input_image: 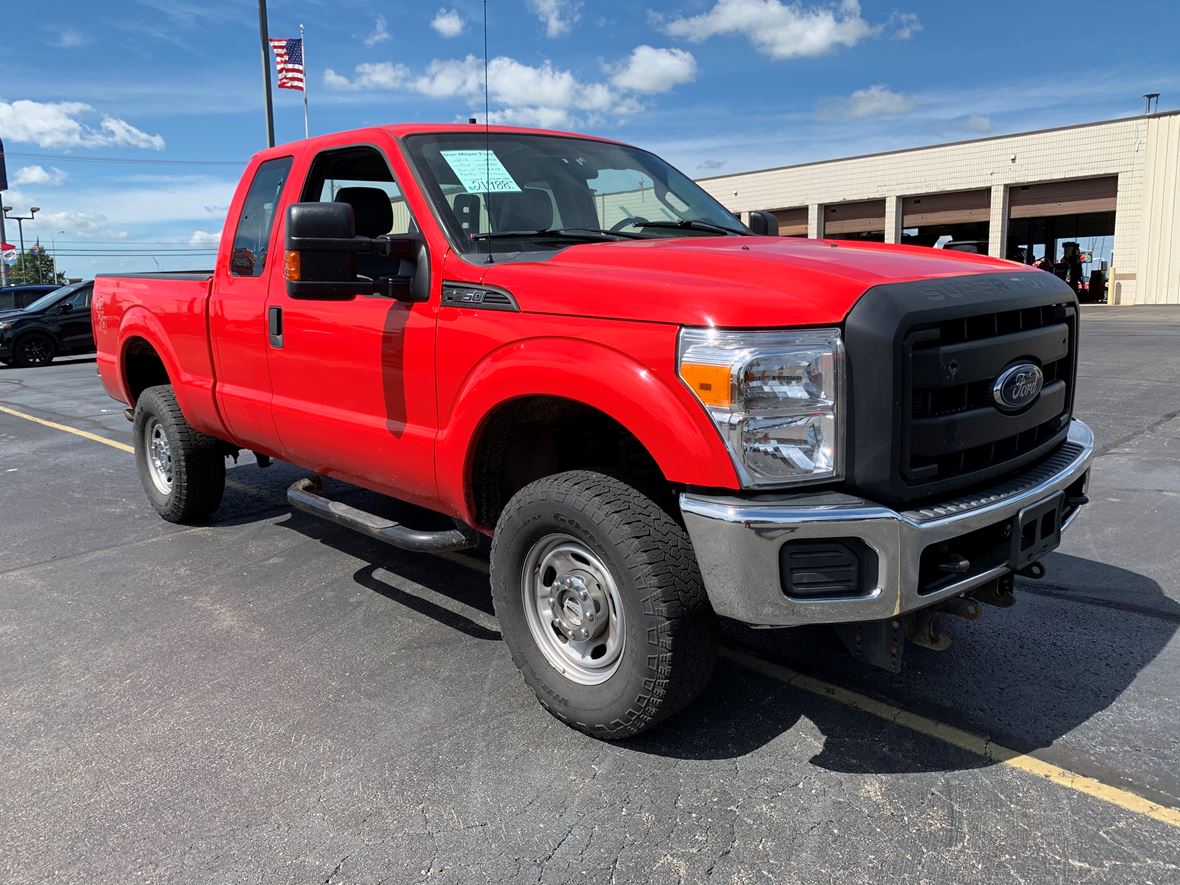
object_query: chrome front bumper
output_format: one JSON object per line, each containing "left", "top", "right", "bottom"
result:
{"left": 681, "top": 420, "right": 1094, "bottom": 627}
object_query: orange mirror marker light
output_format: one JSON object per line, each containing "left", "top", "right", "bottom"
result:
{"left": 284, "top": 250, "right": 301, "bottom": 281}
{"left": 679, "top": 362, "right": 732, "bottom": 408}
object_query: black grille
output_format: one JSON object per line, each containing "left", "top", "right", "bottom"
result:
{"left": 902, "top": 303, "right": 1076, "bottom": 487}
{"left": 843, "top": 271, "right": 1080, "bottom": 505}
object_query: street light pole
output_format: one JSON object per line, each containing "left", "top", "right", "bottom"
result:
{"left": 3, "top": 206, "right": 39, "bottom": 281}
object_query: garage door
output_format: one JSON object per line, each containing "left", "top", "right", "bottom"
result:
{"left": 772, "top": 207, "right": 808, "bottom": 236}
{"left": 902, "top": 189, "right": 990, "bottom": 226}
{"left": 823, "top": 199, "right": 885, "bottom": 234}
{"left": 1008, "top": 176, "right": 1118, "bottom": 219}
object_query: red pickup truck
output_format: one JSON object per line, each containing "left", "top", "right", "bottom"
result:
{"left": 94, "top": 124, "right": 1093, "bottom": 738}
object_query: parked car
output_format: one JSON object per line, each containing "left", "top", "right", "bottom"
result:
{"left": 92, "top": 124, "right": 1092, "bottom": 739}
{"left": 0, "top": 280, "right": 95, "bottom": 367}
{"left": 0, "top": 283, "right": 61, "bottom": 312}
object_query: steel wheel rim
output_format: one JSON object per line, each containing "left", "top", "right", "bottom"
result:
{"left": 145, "top": 417, "right": 173, "bottom": 495}
{"left": 20, "top": 337, "right": 50, "bottom": 364}
{"left": 521, "top": 533, "right": 626, "bottom": 685}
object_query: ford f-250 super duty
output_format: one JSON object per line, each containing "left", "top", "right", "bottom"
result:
{"left": 93, "top": 124, "right": 1093, "bottom": 738}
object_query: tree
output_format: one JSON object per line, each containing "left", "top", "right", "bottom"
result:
{"left": 3, "top": 248, "right": 66, "bottom": 285}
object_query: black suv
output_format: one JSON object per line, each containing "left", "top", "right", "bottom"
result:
{"left": 0, "top": 283, "right": 60, "bottom": 311}
{"left": 0, "top": 280, "right": 95, "bottom": 367}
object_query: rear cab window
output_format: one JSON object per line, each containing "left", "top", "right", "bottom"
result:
{"left": 230, "top": 157, "right": 294, "bottom": 277}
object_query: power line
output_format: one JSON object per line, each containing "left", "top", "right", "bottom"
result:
{"left": 5, "top": 151, "right": 241, "bottom": 166}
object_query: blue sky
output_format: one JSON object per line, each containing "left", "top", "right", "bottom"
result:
{"left": 2, "top": 0, "right": 1179, "bottom": 279}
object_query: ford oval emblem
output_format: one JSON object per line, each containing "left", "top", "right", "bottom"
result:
{"left": 993, "top": 363, "right": 1044, "bottom": 411}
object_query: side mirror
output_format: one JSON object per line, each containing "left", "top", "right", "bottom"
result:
{"left": 283, "top": 202, "right": 429, "bottom": 303}
{"left": 747, "top": 210, "right": 780, "bottom": 237}
{"left": 58, "top": 302, "right": 74, "bottom": 313}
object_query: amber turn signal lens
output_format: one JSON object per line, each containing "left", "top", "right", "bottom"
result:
{"left": 679, "top": 362, "right": 732, "bottom": 407}
{"left": 284, "top": 249, "right": 301, "bottom": 281}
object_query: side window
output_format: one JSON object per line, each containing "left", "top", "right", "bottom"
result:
{"left": 302, "top": 147, "right": 417, "bottom": 237}
{"left": 64, "top": 285, "right": 93, "bottom": 310}
{"left": 0, "top": 292, "right": 13, "bottom": 311}
{"left": 230, "top": 156, "right": 294, "bottom": 277}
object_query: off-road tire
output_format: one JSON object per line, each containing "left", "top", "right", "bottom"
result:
{"left": 133, "top": 384, "right": 226, "bottom": 523}
{"left": 12, "top": 332, "right": 56, "bottom": 367}
{"left": 490, "top": 470, "right": 717, "bottom": 739}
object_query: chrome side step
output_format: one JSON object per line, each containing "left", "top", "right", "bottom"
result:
{"left": 287, "top": 477, "right": 480, "bottom": 553}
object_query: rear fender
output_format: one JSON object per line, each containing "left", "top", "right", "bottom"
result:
{"left": 115, "top": 307, "right": 222, "bottom": 437}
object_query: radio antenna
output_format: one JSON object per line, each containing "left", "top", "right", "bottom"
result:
{"left": 483, "top": 0, "right": 493, "bottom": 264}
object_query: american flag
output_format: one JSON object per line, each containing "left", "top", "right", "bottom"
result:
{"left": 269, "top": 37, "right": 305, "bottom": 91}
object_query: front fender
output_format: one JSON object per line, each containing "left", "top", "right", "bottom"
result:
{"left": 436, "top": 337, "right": 740, "bottom": 523}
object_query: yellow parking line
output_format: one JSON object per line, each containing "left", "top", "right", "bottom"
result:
{"left": 6, "top": 400, "right": 1180, "bottom": 829}
{"left": 0, "top": 403, "right": 284, "bottom": 505}
{"left": 0, "top": 404, "right": 134, "bottom": 453}
{"left": 722, "top": 646, "right": 1180, "bottom": 829}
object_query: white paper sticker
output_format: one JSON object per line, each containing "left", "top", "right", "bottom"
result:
{"left": 440, "top": 150, "right": 522, "bottom": 193}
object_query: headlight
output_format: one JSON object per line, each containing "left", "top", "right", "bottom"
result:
{"left": 678, "top": 327, "right": 844, "bottom": 488}
{"left": 0, "top": 321, "right": 11, "bottom": 330}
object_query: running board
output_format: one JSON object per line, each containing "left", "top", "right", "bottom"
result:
{"left": 287, "top": 477, "right": 480, "bottom": 553}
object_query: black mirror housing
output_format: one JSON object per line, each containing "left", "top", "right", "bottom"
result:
{"left": 747, "top": 210, "right": 780, "bottom": 237}
{"left": 285, "top": 202, "right": 360, "bottom": 301}
{"left": 284, "top": 202, "right": 430, "bottom": 303}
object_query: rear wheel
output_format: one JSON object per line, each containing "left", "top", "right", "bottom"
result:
{"left": 12, "top": 333, "right": 55, "bottom": 367}
{"left": 133, "top": 385, "right": 226, "bottom": 523}
{"left": 490, "top": 470, "right": 717, "bottom": 739}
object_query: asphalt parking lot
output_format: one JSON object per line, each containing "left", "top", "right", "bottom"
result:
{"left": 2, "top": 305, "right": 1180, "bottom": 884}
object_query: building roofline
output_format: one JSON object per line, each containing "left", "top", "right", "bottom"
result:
{"left": 695, "top": 109, "right": 1180, "bottom": 182}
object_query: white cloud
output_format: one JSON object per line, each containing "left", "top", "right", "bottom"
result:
{"left": 38, "top": 210, "right": 129, "bottom": 241}
{"left": 664, "top": 0, "right": 909, "bottom": 60}
{"left": 13, "top": 165, "right": 69, "bottom": 186}
{"left": 889, "top": 11, "right": 922, "bottom": 40}
{"left": 0, "top": 99, "right": 165, "bottom": 150}
{"left": 431, "top": 8, "right": 465, "bottom": 38}
{"left": 324, "top": 62, "right": 411, "bottom": 91}
{"left": 363, "top": 15, "right": 391, "bottom": 48}
{"left": 527, "top": 0, "right": 581, "bottom": 38}
{"left": 610, "top": 46, "right": 697, "bottom": 93}
{"left": 326, "top": 48, "right": 670, "bottom": 128}
{"left": 820, "top": 84, "right": 915, "bottom": 119}
{"left": 51, "top": 28, "right": 90, "bottom": 48}
{"left": 189, "top": 229, "right": 221, "bottom": 245}
{"left": 964, "top": 113, "right": 992, "bottom": 133}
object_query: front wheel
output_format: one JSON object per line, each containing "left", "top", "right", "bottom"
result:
{"left": 133, "top": 385, "right": 226, "bottom": 523}
{"left": 12, "top": 333, "right": 55, "bottom": 367}
{"left": 490, "top": 471, "right": 718, "bottom": 739}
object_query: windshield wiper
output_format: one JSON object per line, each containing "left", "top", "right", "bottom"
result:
{"left": 633, "top": 219, "right": 747, "bottom": 236}
{"left": 470, "top": 227, "right": 645, "bottom": 242}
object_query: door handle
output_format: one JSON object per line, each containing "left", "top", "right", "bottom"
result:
{"left": 268, "top": 306, "right": 283, "bottom": 348}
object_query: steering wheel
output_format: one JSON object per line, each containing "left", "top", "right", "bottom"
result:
{"left": 610, "top": 215, "right": 649, "bottom": 232}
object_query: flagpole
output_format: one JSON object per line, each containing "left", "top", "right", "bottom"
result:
{"left": 257, "top": 0, "right": 276, "bottom": 147}
{"left": 300, "top": 23, "right": 309, "bottom": 139}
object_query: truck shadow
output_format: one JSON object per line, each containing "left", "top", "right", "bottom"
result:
{"left": 627, "top": 554, "right": 1178, "bottom": 775}
{"left": 228, "top": 468, "right": 1176, "bottom": 778}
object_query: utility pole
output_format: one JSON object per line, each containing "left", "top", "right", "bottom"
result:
{"left": 3, "top": 206, "right": 39, "bottom": 282}
{"left": 258, "top": 0, "right": 276, "bottom": 147}
{"left": 0, "top": 136, "right": 9, "bottom": 286}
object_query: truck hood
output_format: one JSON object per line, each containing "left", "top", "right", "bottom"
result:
{"left": 477, "top": 236, "right": 1022, "bottom": 327}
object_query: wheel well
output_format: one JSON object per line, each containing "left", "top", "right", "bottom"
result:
{"left": 469, "top": 396, "right": 670, "bottom": 529}
{"left": 123, "top": 338, "right": 170, "bottom": 404}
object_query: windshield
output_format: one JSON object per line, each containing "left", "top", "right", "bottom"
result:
{"left": 21, "top": 282, "right": 83, "bottom": 313}
{"left": 403, "top": 132, "right": 748, "bottom": 255}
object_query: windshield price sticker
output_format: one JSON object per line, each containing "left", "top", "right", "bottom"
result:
{"left": 440, "top": 150, "right": 522, "bottom": 193}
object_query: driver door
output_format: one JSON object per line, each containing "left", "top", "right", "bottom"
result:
{"left": 264, "top": 145, "right": 440, "bottom": 508}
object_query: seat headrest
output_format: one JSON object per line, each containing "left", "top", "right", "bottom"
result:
{"left": 334, "top": 186, "right": 394, "bottom": 238}
{"left": 489, "top": 188, "right": 553, "bottom": 232}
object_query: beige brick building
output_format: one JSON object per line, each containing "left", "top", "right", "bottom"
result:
{"left": 696, "top": 111, "right": 1180, "bottom": 305}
